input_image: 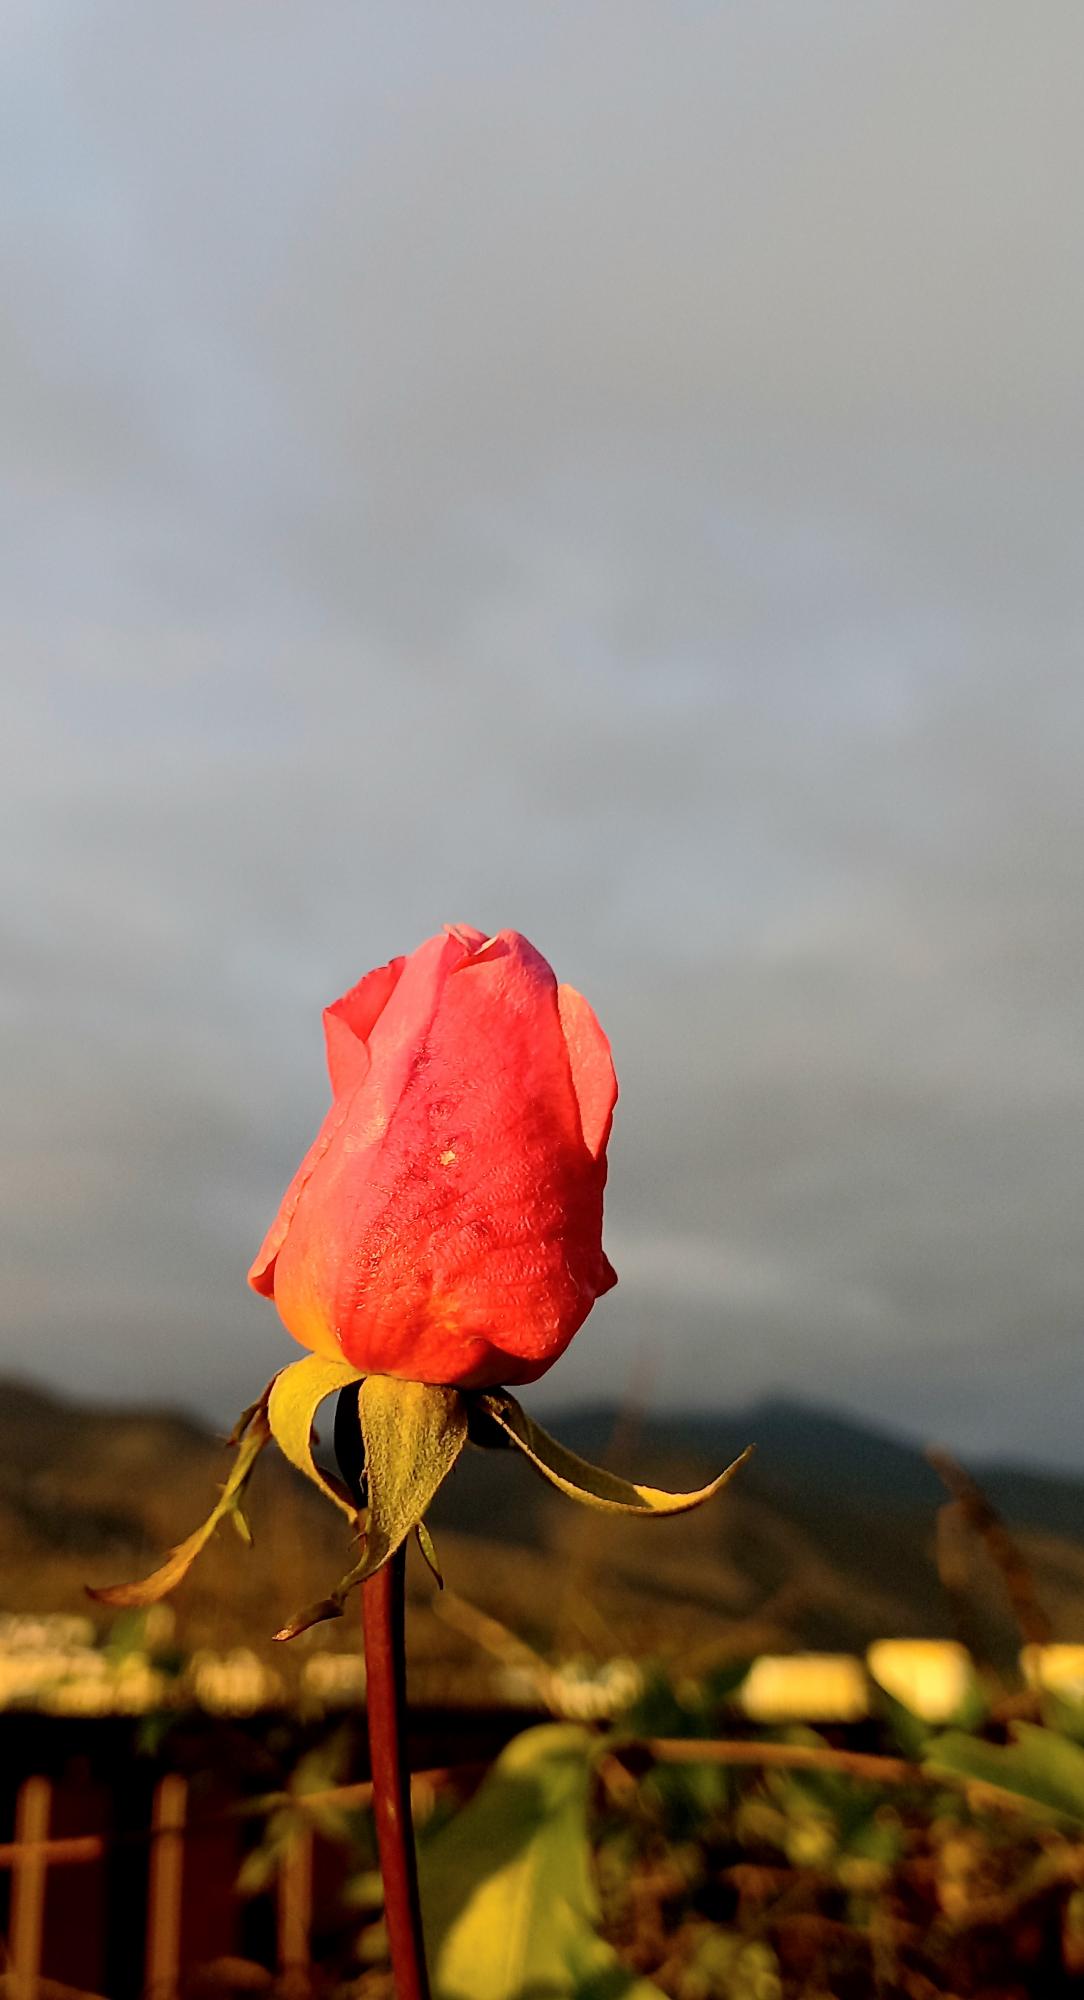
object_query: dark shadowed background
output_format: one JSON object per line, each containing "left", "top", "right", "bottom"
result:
{"left": 3, "top": 2, "right": 1082, "bottom": 1463}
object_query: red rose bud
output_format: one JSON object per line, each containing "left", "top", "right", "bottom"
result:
{"left": 249, "top": 925, "right": 617, "bottom": 1388}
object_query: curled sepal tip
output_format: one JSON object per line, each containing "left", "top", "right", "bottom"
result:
{"left": 481, "top": 1393, "right": 754, "bottom": 1515}
{"left": 87, "top": 1408, "right": 272, "bottom": 1609}
{"left": 415, "top": 1519, "right": 444, "bottom": 1588}
{"left": 225, "top": 1380, "right": 277, "bottom": 1447}
{"left": 273, "top": 1595, "right": 346, "bottom": 1643}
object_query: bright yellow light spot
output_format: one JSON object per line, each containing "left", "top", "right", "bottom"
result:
{"left": 439, "top": 1149, "right": 457, "bottom": 1166}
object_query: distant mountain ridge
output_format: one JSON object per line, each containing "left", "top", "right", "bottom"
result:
{"left": 536, "top": 1393, "right": 1084, "bottom": 1539}
{"left": 2, "top": 1375, "right": 1084, "bottom": 1674}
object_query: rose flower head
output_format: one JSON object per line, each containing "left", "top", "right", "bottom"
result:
{"left": 92, "top": 924, "right": 750, "bottom": 1633}
{"left": 248, "top": 924, "right": 618, "bottom": 1389}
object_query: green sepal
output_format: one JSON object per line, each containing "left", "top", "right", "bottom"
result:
{"left": 274, "top": 1376, "right": 468, "bottom": 1640}
{"left": 415, "top": 1519, "right": 444, "bottom": 1588}
{"left": 360, "top": 1375, "right": 468, "bottom": 1572}
{"left": 480, "top": 1392, "right": 753, "bottom": 1515}
{"left": 267, "top": 1353, "right": 365, "bottom": 1519}
{"left": 230, "top": 1508, "right": 255, "bottom": 1547}
{"left": 88, "top": 1406, "right": 271, "bottom": 1609}
{"left": 273, "top": 1591, "right": 351, "bottom": 1643}
{"left": 226, "top": 1380, "right": 278, "bottom": 1446}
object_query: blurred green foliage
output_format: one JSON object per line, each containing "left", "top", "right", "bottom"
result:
{"left": 215, "top": 1658, "right": 1084, "bottom": 1995}
{"left": 419, "top": 1724, "right": 665, "bottom": 2000}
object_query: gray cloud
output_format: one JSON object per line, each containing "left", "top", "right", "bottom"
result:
{"left": 2, "top": 2, "right": 1083, "bottom": 1462}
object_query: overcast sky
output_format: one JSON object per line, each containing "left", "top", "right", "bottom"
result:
{"left": 3, "top": 2, "right": 1083, "bottom": 1466}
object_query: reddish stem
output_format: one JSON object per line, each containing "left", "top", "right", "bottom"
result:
{"left": 361, "top": 1545, "right": 431, "bottom": 2000}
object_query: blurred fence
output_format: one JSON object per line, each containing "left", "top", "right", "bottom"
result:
{"left": 0, "top": 1764, "right": 400, "bottom": 2000}
{"left": 2, "top": 1770, "right": 289, "bottom": 1998}
{"left": 5, "top": 1634, "right": 1084, "bottom": 1995}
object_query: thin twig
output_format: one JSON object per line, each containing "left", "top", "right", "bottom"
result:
{"left": 625, "top": 1737, "right": 1067, "bottom": 1818}
{"left": 628, "top": 1737, "right": 923, "bottom": 1786}
{"left": 927, "top": 1445, "right": 1053, "bottom": 1647}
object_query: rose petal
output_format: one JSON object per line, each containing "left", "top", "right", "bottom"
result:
{"left": 443, "top": 922, "right": 489, "bottom": 952}
{"left": 247, "top": 1095, "right": 351, "bottom": 1297}
{"left": 251, "top": 926, "right": 618, "bottom": 1386}
{"left": 323, "top": 956, "right": 405, "bottom": 1098}
{"left": 557, "top": 983, "right": 618, "bottom": 1160}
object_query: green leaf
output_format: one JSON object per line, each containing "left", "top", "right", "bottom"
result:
{"left": 420, "top": 1724, "right": 665, "bottom": 2000}
{"left": 871, "top": 1684, "right": 933, "bottom": 1762}
{"left": 236, "top": 1836, "right": 283, "bottom": 1898}
{"left": 88, "top": 1411, "right": 271, "bottom": 1608}
{"left": 267, "top": 1353, "right": 365, "bottom": 1518}
{"left": 1039, "top": 1691, "right": 1084, "bottom": 1744}
{"left": 924, "top": 1721, "right": 1084, "bottom": 1824}
{"left": 481, "top": 1394, "right": 753, "bottom": 1516}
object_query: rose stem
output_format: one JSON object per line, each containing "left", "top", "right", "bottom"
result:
{"left": 335, "top": 1390, "right": 431, "bottom": 2000}
{"left": 362, "top": 1549, "right": 431, "bottom": 2000}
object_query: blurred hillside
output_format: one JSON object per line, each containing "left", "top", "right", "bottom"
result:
{"left": 3, "top": 1378, "right": 1084, "bottom": 1696}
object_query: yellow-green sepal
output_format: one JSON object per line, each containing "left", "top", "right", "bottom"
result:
{"left": 88, "top": 1402, "right": 271, "bottom": 1609}
{"left": 267, "top": 1352, "right": 365, "bottom": 1519}
{"left": 480, "top": 1393, "right": 753, "bottom": 1515}
{"left": 415, "top": 1519, "right": 444, "bottom": 1588}
{"left": 359, "top": 1375, "right": 467, "bottom": 1571}
{"left": 274, "top": 1376, "right": 467, "bottom": 1640}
